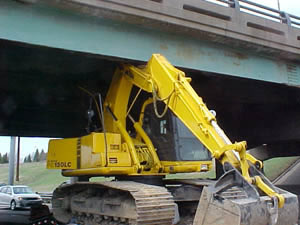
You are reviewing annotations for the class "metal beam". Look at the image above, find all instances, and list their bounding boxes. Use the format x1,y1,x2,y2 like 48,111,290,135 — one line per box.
8,136,16,186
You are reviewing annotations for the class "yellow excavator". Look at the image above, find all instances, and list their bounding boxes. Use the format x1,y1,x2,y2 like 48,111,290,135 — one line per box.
47,54,298,225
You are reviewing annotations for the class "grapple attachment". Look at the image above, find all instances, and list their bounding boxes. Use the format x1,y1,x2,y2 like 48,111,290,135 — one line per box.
193,168,299,225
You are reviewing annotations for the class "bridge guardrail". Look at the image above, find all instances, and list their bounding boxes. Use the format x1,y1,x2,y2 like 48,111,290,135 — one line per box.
212,0,300,27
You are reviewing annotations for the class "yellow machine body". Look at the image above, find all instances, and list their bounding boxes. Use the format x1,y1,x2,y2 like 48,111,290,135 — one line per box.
47,132,212,175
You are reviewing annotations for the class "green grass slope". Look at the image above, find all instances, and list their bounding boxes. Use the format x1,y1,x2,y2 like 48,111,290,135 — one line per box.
0,162,67,192
263,156,299,181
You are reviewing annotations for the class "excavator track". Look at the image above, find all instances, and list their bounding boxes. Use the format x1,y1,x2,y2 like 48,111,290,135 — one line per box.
52,181,176,225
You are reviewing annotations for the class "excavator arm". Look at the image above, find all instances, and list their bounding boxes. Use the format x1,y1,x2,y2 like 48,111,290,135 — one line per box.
112,54,282,206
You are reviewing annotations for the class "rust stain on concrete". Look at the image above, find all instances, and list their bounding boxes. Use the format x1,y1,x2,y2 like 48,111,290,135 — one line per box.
224,51,248,60
160,43,169,51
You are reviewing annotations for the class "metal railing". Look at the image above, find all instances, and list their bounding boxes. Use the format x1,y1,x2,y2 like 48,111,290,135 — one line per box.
211,0,300,27
37,192,53,204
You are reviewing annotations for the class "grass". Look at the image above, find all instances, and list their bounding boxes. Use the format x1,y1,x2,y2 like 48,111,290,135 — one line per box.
0,157,298,192
263,156,299,181
0,162,111,192
0,161,67,192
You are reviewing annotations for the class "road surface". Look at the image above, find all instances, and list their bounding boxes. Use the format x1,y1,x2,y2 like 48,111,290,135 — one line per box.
0,207,30,225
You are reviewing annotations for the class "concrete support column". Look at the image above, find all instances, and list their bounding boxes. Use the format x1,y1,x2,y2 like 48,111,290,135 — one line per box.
8,136,16,185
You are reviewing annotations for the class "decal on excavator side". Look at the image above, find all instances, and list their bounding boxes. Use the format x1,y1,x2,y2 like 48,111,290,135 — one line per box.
47,160,72,169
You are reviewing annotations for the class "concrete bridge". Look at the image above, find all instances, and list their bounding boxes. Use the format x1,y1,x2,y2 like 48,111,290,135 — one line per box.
0,0,300,157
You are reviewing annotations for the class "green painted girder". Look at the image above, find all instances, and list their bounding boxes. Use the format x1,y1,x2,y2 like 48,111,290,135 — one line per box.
0,0,299,85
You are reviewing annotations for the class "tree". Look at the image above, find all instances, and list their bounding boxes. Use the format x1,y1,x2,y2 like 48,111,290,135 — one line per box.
2,153,9,164
33,149,40,162
0,153,2,164
23,153,33,163
40,149,47,161
27,154,32,163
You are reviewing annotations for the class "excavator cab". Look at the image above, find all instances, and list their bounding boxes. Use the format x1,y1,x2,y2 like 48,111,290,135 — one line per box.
142,103,211,162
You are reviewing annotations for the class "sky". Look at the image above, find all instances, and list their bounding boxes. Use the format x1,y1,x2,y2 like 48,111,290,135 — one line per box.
249,0,300,16
0,0,299,160
0,137,50,159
